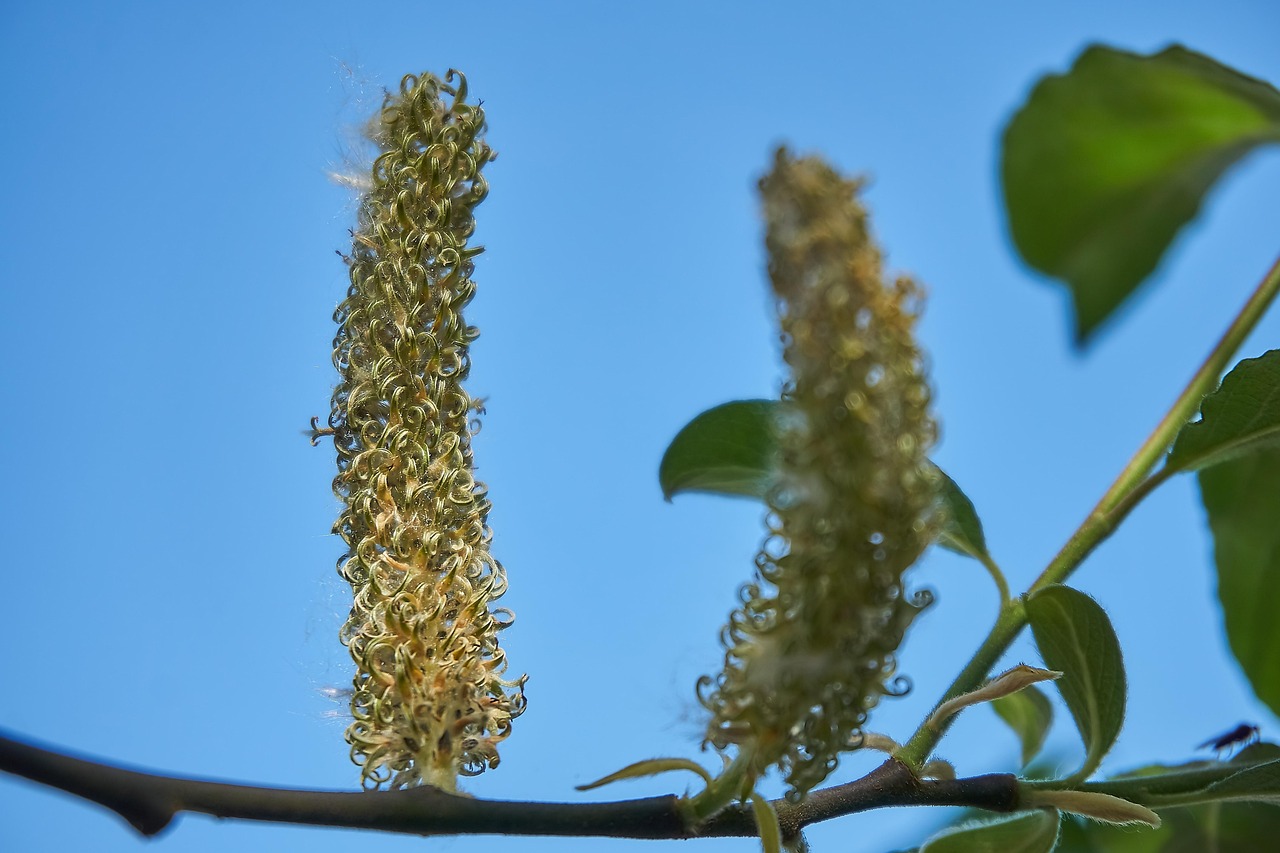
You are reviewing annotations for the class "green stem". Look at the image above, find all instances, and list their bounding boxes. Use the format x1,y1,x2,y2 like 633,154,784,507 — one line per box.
1032,253,1280,594
897,599,1025,768
978,553,1011,605
897,253,1280,772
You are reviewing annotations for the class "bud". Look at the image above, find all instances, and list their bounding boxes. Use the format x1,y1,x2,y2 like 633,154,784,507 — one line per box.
1023,789,1161,828
329,70,524,791
926,665,1062,730
700,149,938,798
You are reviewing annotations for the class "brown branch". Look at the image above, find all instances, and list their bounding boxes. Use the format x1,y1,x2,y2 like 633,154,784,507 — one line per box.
0,728,1020,841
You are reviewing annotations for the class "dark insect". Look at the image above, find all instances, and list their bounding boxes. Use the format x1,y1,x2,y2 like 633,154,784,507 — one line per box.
1196,723,1260,755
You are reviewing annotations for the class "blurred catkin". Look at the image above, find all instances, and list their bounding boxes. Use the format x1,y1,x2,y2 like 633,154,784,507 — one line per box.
700,149,938,798
329,71,523,791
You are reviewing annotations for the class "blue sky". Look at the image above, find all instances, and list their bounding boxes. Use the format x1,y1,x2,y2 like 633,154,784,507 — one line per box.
2,2,1279,851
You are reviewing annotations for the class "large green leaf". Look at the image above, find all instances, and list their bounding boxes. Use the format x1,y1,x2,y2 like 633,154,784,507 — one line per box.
919,810,1060,853
1167,350,1280,473
1002,44,1280,343
1200,448,1280,717
1027,585,1127,781
992,683,1054,768
660,399,991,561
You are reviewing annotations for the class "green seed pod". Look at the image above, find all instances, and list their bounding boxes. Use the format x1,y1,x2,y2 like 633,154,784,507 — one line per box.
329,70,523,791
700,149,938,798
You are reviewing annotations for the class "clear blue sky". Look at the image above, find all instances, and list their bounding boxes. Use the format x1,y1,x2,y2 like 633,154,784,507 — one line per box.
2,2,1278,851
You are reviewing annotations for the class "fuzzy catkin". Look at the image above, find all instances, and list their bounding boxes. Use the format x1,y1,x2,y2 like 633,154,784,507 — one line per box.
700,149,938,798
329,71,523,791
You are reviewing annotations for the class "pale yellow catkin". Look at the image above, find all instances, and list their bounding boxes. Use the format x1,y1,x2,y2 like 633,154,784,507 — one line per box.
329,71,523,791
700,149,938,798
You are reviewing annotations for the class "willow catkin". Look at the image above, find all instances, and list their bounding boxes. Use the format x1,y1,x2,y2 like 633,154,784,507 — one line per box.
329,71,524,792
700,149,938,798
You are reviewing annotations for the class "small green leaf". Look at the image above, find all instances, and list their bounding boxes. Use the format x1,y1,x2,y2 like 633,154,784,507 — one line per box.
1199,448,1280,717
658,399,780,501
1002,44,1280,343
931,666,1060,731
992,683,1055,767
660,399,993,561
1027,585,1127,781
749,792,783,853
919,810,1060,853
936,467,991,561
1168,350,1280,473
574,757,713,792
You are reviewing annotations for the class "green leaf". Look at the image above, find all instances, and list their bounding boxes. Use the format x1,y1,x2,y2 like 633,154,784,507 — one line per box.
1234,742,1280,764
1199,448,1280,717
660,399,992,561
1055,812,1173,853
1027,585,1127,781
574,757,713,791
1002,44,1280,343
1060,757,1280,850
658,399,780,501
992,683,1054,767
936,467,991,561
919,810,1060,853
1079,749,1280,806
749,792,783,853
1202,759,1280,805
993,751,1280,851
1167,350,1280,473
1058,803,1280,853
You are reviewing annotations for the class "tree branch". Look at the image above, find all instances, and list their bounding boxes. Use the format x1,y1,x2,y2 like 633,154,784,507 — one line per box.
0,728,1019,841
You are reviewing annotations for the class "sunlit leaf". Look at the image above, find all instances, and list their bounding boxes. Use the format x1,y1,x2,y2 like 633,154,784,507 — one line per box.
1167,350,1280,473
1002,44,1280,343
1027,585,1127,781
992,683,1054,767
918,810,1060,853
1199,448,1280,717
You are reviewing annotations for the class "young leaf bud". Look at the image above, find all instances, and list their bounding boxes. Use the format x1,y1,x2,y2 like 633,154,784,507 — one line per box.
1022,789,1161,828
926,664,1062,730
